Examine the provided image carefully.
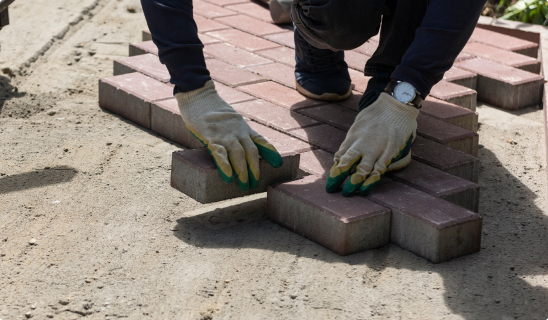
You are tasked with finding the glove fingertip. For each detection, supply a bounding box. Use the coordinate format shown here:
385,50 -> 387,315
235,174 -> 249,192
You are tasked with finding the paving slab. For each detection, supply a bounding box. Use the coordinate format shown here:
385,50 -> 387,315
264,31 -> 295,48
298,149 -> 334,180
335,91 -> 362,111
113,53 -> 170,83
256,46 -> 295,67
204,42 -> 272,67
267,175 -> 391,256
420,97 -> 478,132
194,0 -> 238,19
455,58 -> 544,110
298,104 -> 357,131
354,40 -> 378,56
202,0 -> 251,7
206,28 -> 280,52
344,51 -> 369,72
417,113 -> 479,156
248,121 -> 314,154
442,67 -> 477,90
129,41 -> 158,56
171,147 -> 300,203
206,58 -> 266,87
290,124 -> 347,154
225,2 -> 273,23
469,27 -> 538,58
214,15 -> 288,36
151,98 -> 204,149
462,42 -> 540,74
194,14 -> 231,33
348,69 -> 371,93
429,80 -> 477,111
247,62 -> 295,88
238,81 -> 326,110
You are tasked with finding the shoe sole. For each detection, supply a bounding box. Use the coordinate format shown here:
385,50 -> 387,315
296,82 -> 352,101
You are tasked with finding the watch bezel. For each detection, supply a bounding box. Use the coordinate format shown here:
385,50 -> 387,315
392,81 -> 417,104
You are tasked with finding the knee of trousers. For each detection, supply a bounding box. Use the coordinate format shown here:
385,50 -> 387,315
291,0 -> 387,51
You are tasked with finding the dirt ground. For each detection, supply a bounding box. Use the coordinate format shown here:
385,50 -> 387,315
1,0 -> 548,319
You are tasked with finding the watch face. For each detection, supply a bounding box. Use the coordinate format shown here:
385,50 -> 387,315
393,82 -> 415,103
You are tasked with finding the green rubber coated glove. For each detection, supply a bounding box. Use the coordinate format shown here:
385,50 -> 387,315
326,93 -> 419,196
175,80 -> 283,191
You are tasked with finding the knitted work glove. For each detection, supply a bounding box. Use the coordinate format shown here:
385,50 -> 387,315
326,93 -> 419,196
175,80 -> 283,191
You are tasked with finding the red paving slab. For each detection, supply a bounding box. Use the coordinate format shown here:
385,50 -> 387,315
417,113 -> 478,156
194,0 -> 237,19
237,81 -> 327,110
204,43 -> 272,67
113,54 -> 170,83
129,41 -> 158,57
298,149 -> 334,180
354,40 -> 378,56
151,98 -> 204,149
348,69 -> 371,93
98,73 -> 173,129
194,14 -> 230,33
469,27 -> 538,58
455,52 -> 475,62
387,160 -> 479,212
443,67 -> 477,90
255,46 -> 295,67
202,0 -> 250,7
264,31 -> 295,48
233,99 -> 320,131
171,148 -> 300,203
420,97 -> 478,131
455,58 -> 544,110
206,59 -> 266,87
214,15 -> 288,36
247,62 -> 295,88
412,136 -> 479,183
298,104 -> 357,131
215,81 -> 255,104
335,91 -> 362,111
199,33 -> 222,45
462,42 -> 540,74
267,175 -> 391,256
225,2 -> 273,23
248,121 -> 314,154
290,124 -> 347,153
206,29 -> 280,52
429,80 -> 477,111
345,51 -> 369,72
367,181 -> 482,263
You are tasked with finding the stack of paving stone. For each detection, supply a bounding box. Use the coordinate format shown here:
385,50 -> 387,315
98,0 -> 544,263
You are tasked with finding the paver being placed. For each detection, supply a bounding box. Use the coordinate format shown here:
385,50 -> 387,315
99,73 -> 174,129
412,136 -> 479,183
206,29 -> 280,52
367,181 -> 482,263
129,41 -> 158,57
462,42 -> 540,74
267,175 -> 391,256
114,54 -> 170,83
255,46 -> 295,67
429,80 -> 477,111
194,14 -> 230,33
417,113 -> 479,156
171,147 -> 300,203
420,97 -> 478,132
298,149 -> 334,180
214,15 -> 288,36
264,31 -> 295,48
204,43 -> 272,67
442,67 -> 477,90
237,81 -> 327,110
194,0 -> 237,19
387,160 -> 479,212
206,59 -> 266,87
298,104 -> 358,131
470,27 -> 538,58
151,98 -> 204,149
232,99 -> 320,131
455,58 -> 544,110
225,2 -> 273,23
290,124 -> 347,154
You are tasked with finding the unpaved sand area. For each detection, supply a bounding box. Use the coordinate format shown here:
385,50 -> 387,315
1,1 -> 548,319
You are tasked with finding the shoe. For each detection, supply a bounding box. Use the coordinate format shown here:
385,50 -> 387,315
294,29 -> 352,101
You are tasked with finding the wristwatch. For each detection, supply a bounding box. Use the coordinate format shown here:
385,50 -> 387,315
384,79 -> 423,109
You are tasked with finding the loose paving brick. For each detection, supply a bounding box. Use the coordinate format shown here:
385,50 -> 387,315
443,67 -> 477,90
255,46 -> 295,67
412,136 -> 479,183
335,91 -> 362,111
129,41 -> 158,57
204,43 -> 272,67
429,80 -> 477,111
387,160 -> 479,212
354,40 -> 378,56
206,59 -> 266,87
264,31 -> 295,48
462,42 -> 540,74
151,98 -> 204,149
202,0 -> 250,7
194,0 -> 237,19
206,29 -> 280,52
455,58 -> 544,110
214,15 -> 288,36
417,113 -> 478,156
142,29 -> 151,41
470,27 -> 538,58
225,2 -> 273,23
344,51 -> 369,72
238,81 -> 327,110
194,14 -> 230,33
348,69 -> 371,93
267,175 -> 391,256
420,97 -> 478,132
298,104 -> 357,131
298,149 -> 334,180
232,99 -> 320,131
247,62 -> 295,88
248,121 -> 314,154
290,124 -> 347,154
171,147 -> 300,203
367,181 -> 482,263
98,73 -> 173,129
113,54 -> 170,83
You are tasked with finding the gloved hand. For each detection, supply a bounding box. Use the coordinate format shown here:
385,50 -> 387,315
175,80 -> 283,191
326,92 -> 419,196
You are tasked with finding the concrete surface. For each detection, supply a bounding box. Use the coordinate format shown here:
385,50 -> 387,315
0,1 -> 548,319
